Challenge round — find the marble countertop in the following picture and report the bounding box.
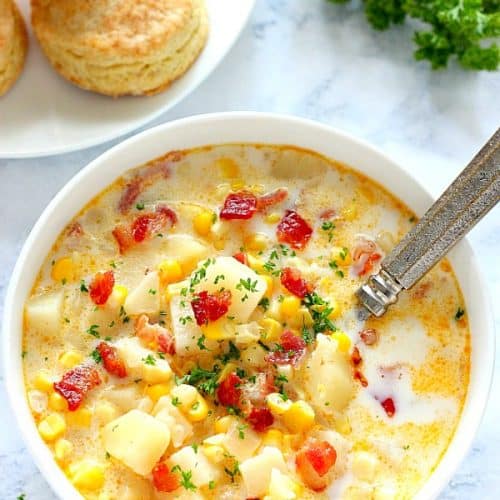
[1,0,499,498]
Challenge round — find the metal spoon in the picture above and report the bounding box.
[356,127,500,318]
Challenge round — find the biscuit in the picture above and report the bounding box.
[0,0,28,96]
[31,0,209,97]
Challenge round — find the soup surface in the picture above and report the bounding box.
[23,145,470,500]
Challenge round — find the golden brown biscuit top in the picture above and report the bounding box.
[0,0,15,68]
[31,0,197,56]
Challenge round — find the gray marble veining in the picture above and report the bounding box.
[1,0,499,498]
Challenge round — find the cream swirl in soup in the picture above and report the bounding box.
[23,145,470,500]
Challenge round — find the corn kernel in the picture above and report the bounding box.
[216,158,240,179]
[217,363,237,383]
[262,275,274,299]
[259,317,282,342]
[264,212,282,224]
[158,259,183,285]
[342,202,357,221]
[145,382,172,402]
[38,413,66,442]
[201,318,234,340]
[231,179,246,190]
[59,350,83,369]
[214,415,237,434]
[283,401,315,433]
[247,254,266,273]
[69,460,105,491]
[187,394,209,422]
[49,391,68,411]
[67,408,92,428]
[213,238,226,250]
[266,393,292,416]
[34,371,53,392]
[193,211,215,237]
[334,415,352,435]
[352,451,378,482]
[203,444,225,463]
[109,284,128,307]
[261,429,283,448]
[280,296,301,318]
[54,438,73,462]
[331,246,352,266]
[51,257,75,283]
[331,330,351,352]
[244,233,269,252]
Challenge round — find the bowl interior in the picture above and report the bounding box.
[3,113,494,500]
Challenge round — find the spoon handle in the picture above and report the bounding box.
[357,127,500,317]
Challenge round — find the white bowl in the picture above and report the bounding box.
[3,112,494,499]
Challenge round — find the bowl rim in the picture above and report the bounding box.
[2,112,495,500]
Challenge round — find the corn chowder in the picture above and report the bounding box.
[23,145,470,500]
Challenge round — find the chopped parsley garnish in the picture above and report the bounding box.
[21,351,28,359]
[119,305,130,323]
[219,341,240,364]
[224,462,240,482]
[258,297,270,311]
[236,277,258,293]
[171,466,197,491]
[197,334,209,351]
[178,365,220,396]
[136,202,145,210]
[237,423,247,439]
[142,354,156,365]
[214,274,225,284]
[336,270,345,278]
[321,220,335,241]
[329,260,338,269]
[17,495,26,500]
[180,315,193,325]
[191,443,199,453]
[80,280,88,292]
[258,340,271,351]
[86,324,100,338]
[171,396,181,406]
[148,288,157,295]
[339,247,349,260]
[302,292,337,335]
[455,307,465,320]
[90,349,102,363]
[209,480,216,489]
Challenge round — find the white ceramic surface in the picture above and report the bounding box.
[3,113,494,500]
[0,0,255,158]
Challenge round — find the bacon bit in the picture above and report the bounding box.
[217,372,242,407]
[276,210,313,250]
[113,204,177,253]
[89,271,115,306]
[256,187,288,211]
[220,191,258,220]
[67,221,83,237]
[296,438,336,491]
[319,208,337,220]
[381,397,396,417]
[152,462,180,492]
[118,152,182,214]
[280,267,313,298]
[351,346,362,366]
[53,365,101,411]
[360,328,378,346]
[135,314,175,355]
[191,290,231,326]
[96,342,127,378]
[247,407,274,432]
[354,370,368,387]
[267,330,306,366]
[233,252,248,266]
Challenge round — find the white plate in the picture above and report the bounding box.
[0,0,255,158]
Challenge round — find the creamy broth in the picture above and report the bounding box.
[23,145,470,500]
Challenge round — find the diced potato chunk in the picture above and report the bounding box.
[240,446,287,498]
[303,334,355,413]
[222,421,261,462]
[265,468,301,500]
[195,257,266,323]
[114,337,172,384]
[25,290,63,336]
[169,294,204,356]
[153,396,193,448]
[103,410,170,476]
[104,385,142,412]
[168,446,220,488]
[124,271,160,316]
[163,234,209,274]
